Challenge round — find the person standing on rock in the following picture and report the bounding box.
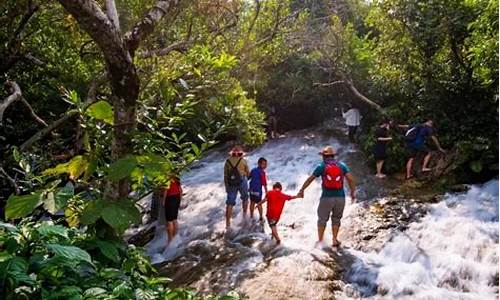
[342,104,362,144]
[224,145,250,228]
[374,119,393,178]
[298,146,356,248]
[161,176,182,246]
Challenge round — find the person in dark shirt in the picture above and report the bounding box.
[398,118,445,179]
[374,119,392,178]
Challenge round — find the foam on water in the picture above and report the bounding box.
[343,180,499,299]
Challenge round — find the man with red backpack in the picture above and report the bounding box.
[298,146,356,248]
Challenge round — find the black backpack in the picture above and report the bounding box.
[405,125,421,142]
[227,158,242,187]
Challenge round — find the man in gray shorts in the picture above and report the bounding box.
[298,146,356,247]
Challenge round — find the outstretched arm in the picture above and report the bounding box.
[298,175,316,197]
[431,136,445,153]
[345,173,356,202]
[258,196,268,206]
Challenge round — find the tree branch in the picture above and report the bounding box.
[138,40,193,58]
[105,0,121,33]
[20,97,48,127]
[313,80,345,87]
[57,0,139,104]
[124,0,182,57]
[0,167,20,195]
[0,81,22,123]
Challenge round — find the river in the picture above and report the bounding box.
[141,125,498,299]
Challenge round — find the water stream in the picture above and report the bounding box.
[142,126,498,299]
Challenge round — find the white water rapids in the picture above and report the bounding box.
[140,128,498,299]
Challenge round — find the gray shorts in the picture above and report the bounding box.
[317,197,346,227]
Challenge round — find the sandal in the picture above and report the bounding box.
[332,240,342,247]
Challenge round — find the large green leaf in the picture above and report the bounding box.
[36,223,69,239]
[0,256,34,287]
[5,192,43,220]
[101,202,141,233]
[95,240,119,263]
[108,156,138,181]
[43,156,89,179]
[86,100,114,125]
[80,200,102,225]
[46,244,92,264]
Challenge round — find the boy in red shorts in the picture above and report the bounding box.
[258,182,301,244]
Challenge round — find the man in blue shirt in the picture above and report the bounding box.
[399,119,445,180]
[298,146,356,248]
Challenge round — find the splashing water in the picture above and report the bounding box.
[343,180,499,299]
[146,129,360,298]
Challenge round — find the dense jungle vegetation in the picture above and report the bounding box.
[0,0,497,299]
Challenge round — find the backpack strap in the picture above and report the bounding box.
[227,158,242,169]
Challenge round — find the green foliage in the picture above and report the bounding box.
[0,221,238,300]
[85,101,115,125]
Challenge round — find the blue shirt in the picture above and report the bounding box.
[312,160,350,198]
[248,167,267,194]
[410,124,434,147]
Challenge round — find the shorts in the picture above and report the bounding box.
[317,197,345,227]
[267,218,278,227]
[407,144,429,158]
[164,195,181,222]
[249,190,263,203]
[374,144,387,161]
[226,179,249,206]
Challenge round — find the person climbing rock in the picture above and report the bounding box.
[161,176,182,246]
[298,146,356,248]
[224,145,250,228]
[398,118,446,180]
[342,103,362,144]
[258,182,300,244]
[374,119,393,178]
[248,157,268,222]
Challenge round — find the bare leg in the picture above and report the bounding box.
[242,200,248,218]
[166,221,175,245]
[376,160,385,177]
[173,220,178,236]
[406,158,414,179]
[317,225,326,242]
[226,205,233,227]
[257,204,264,221]
[250,201,255,219]
[332,225,341,246]
[270,225,281,243]
[422,153,432,171]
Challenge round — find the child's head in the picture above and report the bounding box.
[258,157,267,169]
[273,182,282,191]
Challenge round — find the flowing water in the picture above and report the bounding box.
[141,125,498,299]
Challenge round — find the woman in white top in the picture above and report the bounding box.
[342,104,362,143]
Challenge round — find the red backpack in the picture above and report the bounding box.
[322,161,344,189]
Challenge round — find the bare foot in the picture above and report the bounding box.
[422,168,432,172]
[375,174,387,178]
[332,240,342,247]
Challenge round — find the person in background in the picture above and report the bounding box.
[298,146,356,248]
[342,103,362,144]
[224,145,250,228]
[161,176,182,246]
[258,182,301,244]
[374,119,393,178]
[267,106,278,139]
[398,118,446,180]
[248,157,268,222]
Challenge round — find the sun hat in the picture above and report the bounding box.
[318,146,336,156]
[229,145,245,156]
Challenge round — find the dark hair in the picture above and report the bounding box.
[273,182,282,190]
[258,157,267,164]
